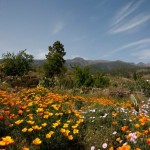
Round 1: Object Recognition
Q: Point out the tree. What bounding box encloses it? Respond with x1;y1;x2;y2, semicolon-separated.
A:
93;73;110;88
73;66;93;87
43;41;66;78
1;50;34;76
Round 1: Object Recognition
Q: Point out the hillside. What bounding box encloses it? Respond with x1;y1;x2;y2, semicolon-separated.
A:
1;57;149;74
64;57;143;71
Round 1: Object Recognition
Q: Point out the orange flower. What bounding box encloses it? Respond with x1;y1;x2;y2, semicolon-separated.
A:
18;110;23;115
68;135;73;140
143;130;148;135
112;121;117;125
22;146;30;150
109;146;114;150
121;126;128;132
147;138;150;145
117;145;131;150
0;115;4;120
135;148;141;150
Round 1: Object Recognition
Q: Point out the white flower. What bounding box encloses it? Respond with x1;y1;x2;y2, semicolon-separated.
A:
113;131;117;135
91;146;95;150
102;143;107;149
89;109;96;112
127;132;137;144
119;140;123;143
123;142;128;146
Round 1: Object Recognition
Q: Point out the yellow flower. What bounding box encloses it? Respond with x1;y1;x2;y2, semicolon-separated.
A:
22;146;30;150
43;115;49;119
27;120;35;125
136;131;141;138
2;136;14;145
22;128;28;132
55;113;59;116
63;123;69;128
64;130;70;136
42;123;47;127
134;124;140;128
28;128;33;132
49;131;54;135
60;128;66;133
112;112;118;117
67;120;71;123
67;110;71;114
49;113;53;116
36;108;43;113
59;112;63;116
52;104;59;110
46;133;51;139
68;135;73;140
32;138;42;145
32;125;42;130
72;125;77;129
15;119;23;125
73;129;79;134
56;120;60;124
0;141;6;146
52;122;59;128
28;102;33;106
116;137;121;142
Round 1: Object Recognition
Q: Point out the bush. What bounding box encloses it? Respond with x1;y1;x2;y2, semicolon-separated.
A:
1;50;33;76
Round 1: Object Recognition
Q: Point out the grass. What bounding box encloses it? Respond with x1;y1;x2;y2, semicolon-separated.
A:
0;86;150;150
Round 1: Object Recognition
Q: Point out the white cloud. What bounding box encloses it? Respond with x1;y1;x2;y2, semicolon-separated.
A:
110;14;150;34
35;51;47;59
111;1;134;26
52;22;64;35
114;38;150;52
131;49;150;59
111;0;144;26
109;0;149;34
101;38;150;58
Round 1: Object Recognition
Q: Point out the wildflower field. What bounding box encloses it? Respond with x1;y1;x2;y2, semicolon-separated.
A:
0;87;150;150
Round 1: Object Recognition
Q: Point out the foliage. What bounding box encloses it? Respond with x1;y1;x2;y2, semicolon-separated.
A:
43;41;66;78
72;66;110;88
0;87;150;149
0;87;84;149
0;50;33;76
56;74;74;89
93;72;110;88
136;79;150;97
38;77;55;88
73;66;93;87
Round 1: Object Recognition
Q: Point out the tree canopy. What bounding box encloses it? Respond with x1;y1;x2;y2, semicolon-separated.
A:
0;50;34;76
43;41;66;78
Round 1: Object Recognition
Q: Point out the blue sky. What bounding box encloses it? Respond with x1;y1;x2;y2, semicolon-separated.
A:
0;0;150;63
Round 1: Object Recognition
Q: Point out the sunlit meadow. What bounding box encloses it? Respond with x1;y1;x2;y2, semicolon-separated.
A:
0;87;150;150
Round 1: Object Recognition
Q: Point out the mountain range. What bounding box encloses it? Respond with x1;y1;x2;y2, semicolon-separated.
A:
33;57;150;75
1;57;149;72
65;57;150;68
